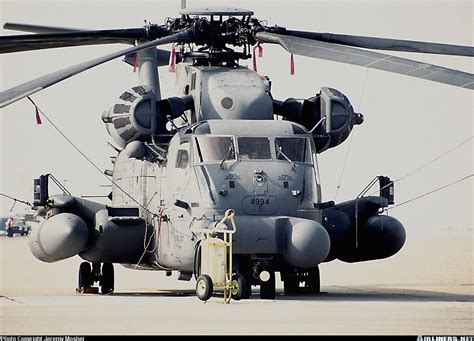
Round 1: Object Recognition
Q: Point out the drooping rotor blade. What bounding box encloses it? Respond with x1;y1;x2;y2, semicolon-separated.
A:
281;30;474;57
256;32;474;90
4;22;83;34
0;30;193;108
0;28;151;54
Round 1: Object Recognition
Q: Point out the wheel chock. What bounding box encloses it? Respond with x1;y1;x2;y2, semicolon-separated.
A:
77;287;99;294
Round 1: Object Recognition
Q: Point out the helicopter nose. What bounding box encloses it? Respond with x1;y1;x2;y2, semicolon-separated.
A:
283;219;330;269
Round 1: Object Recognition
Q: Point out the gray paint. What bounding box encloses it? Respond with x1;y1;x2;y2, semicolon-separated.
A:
29;213;88;263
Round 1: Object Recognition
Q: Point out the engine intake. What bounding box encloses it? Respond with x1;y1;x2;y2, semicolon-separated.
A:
102;87;195;147
101;85;159;148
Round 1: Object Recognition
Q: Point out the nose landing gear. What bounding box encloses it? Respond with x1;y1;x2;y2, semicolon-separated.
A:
259;271;276;299
282;266;320;295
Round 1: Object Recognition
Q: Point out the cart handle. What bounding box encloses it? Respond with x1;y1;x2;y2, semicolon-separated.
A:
190;209;237;235
223;209;236;233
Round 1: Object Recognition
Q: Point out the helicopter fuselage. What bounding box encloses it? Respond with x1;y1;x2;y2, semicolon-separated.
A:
28;60;404;293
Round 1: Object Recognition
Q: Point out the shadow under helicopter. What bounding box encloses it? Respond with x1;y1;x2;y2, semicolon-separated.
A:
109;286;473;303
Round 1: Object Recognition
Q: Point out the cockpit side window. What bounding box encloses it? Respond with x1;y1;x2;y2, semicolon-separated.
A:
275;137;308;163
238;137;272;160
194;136;236;163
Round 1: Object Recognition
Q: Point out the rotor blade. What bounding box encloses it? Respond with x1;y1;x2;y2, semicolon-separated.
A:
0;29;149;54
281;30;474;57
0;30;193;108
256;32;474;90
4;22;83;34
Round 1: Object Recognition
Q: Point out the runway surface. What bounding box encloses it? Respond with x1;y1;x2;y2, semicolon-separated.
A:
1;229;473;335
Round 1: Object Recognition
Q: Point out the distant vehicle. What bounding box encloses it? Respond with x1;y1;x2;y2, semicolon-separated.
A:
5;217;31;237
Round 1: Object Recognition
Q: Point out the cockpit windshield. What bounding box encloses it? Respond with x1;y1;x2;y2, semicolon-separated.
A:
194;136;236;163
275;138;308;163
238;137;272;160
193;135;312;164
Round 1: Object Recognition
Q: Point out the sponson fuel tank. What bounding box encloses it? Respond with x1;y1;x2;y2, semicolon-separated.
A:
29;213;88;263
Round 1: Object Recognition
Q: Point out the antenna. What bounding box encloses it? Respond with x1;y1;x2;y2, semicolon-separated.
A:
181;0;186;9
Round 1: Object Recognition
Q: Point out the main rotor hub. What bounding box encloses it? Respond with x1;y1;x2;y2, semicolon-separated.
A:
160;7;265;65
179;7;254;17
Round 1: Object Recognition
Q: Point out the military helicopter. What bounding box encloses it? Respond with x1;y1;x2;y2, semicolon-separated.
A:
0;4;472;300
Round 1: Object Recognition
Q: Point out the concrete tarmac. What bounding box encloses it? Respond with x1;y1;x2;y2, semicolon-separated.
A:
1;228;473;335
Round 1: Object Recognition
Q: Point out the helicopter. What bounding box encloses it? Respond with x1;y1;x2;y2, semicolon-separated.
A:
0;3;472;300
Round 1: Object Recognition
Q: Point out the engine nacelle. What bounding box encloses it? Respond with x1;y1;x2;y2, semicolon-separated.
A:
101;85;159;148
274;87;364;153
102;87;196;148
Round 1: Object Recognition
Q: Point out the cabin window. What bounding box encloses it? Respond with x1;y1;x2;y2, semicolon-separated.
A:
176;149;189;169
194;136;235;163
191;73;197;90
275;137;308;163
238;137;271;160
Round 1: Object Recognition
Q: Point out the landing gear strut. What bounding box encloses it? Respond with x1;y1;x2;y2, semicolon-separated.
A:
77;262;114;294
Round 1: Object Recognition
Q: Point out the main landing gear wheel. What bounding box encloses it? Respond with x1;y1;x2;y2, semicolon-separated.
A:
77;262;92;292
307;266;320;294
231;274;247;301
259;271;275;300
196;275;213;301
283;278;299;295
242;273;252;299
100;263;114;294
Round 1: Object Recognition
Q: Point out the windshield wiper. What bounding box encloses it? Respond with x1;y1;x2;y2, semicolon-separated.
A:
220;144;234;170
277;146;296;170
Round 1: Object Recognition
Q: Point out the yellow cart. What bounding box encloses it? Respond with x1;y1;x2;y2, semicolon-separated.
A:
192;209;242;303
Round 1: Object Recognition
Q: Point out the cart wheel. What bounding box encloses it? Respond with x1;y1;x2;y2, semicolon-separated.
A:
196;275;213;301
231;274;246;301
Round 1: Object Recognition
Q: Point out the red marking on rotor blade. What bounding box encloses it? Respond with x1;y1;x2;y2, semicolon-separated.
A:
253;46;258;72
133;52;138;73
290;53;295;75
169;46;176;73
35;107;42;125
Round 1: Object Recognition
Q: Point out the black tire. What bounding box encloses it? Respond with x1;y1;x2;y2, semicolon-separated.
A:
100;263;114;294
196;275;213;301
242;273;252;299
260;271;275;300
231;274;247;301
308;266;320;294
283;278;299;295
78;262;92;291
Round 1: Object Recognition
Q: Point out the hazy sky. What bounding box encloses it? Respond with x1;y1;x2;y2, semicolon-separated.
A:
0;0;472;232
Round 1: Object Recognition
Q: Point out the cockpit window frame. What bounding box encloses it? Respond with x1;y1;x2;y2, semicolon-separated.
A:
191;134;314;166
237;136;272;161
192;134;237;165
274;136;312;165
